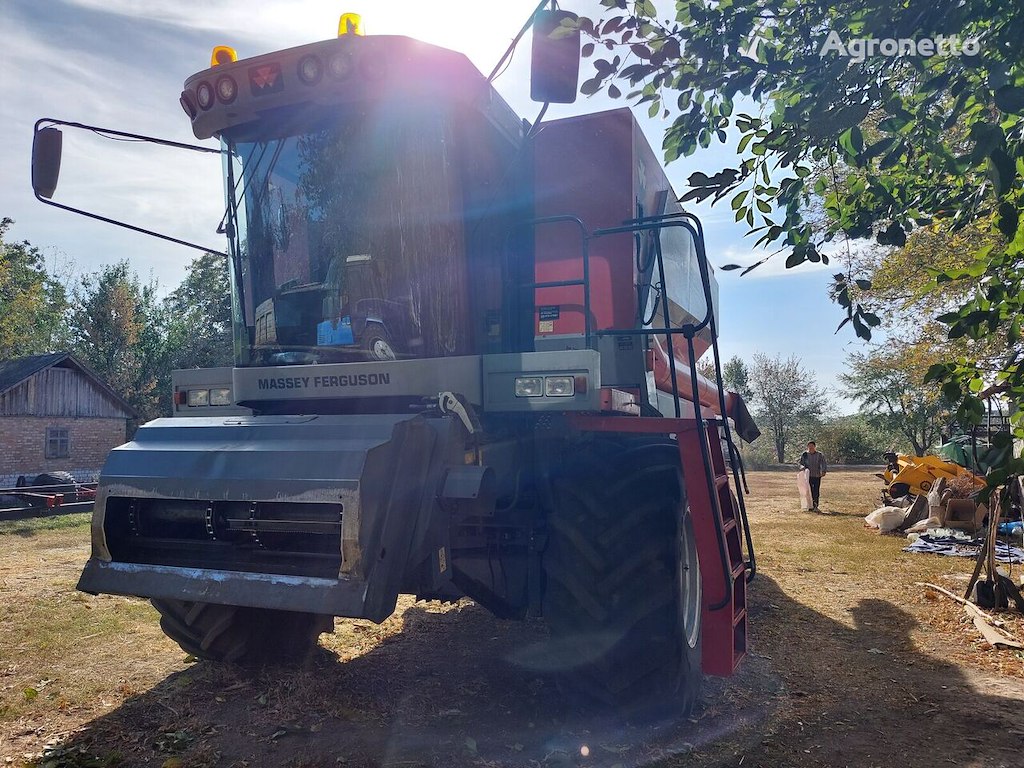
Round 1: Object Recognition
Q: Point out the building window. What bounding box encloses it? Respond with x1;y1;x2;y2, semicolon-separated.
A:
45;427;70;459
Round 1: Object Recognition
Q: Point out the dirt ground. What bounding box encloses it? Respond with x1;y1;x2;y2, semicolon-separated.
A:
2;470;1023;767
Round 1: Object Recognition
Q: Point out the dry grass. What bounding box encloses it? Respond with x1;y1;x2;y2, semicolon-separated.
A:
2;471;1023;768
745;470;1024;677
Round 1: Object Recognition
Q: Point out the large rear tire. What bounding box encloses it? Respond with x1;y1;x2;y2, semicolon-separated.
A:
151;599;332;664
542;437;702;716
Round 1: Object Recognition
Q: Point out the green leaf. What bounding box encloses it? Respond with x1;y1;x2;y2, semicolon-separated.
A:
839;126;864;160
923;364;948;383
1009;316;1022;345
990;150;1016;197
876;222;906;247
864;136;898;160
997;202;1019;239
994;86;1024;115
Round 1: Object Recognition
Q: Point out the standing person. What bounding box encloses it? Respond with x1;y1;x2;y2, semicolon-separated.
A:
799;441;828;511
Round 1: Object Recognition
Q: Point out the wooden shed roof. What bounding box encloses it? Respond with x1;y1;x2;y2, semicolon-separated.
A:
0;353;137;417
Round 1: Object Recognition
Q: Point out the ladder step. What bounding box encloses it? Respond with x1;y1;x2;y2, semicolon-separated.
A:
731;562;747;580
723;518;737;535
715;475;729;489
733;608;746;627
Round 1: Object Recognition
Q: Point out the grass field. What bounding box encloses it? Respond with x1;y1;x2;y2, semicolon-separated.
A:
1;472;1022;767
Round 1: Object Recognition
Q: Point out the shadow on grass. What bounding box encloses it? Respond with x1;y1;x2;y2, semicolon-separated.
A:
33;576;1023;768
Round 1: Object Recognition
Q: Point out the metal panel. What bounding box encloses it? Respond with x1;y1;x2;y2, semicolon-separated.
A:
82;410;466;622
78;560;369;617
482;349;601;412
232;356;483;405
96;414;412;504
532;109;635;339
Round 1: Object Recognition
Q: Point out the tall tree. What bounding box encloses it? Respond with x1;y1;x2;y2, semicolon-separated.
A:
722;355;753;401
163;251;233;371
0;217;68;358
71;262;165;422
749;353;828;461
840;346;951;456
813;413;898;464
584;0;1024;482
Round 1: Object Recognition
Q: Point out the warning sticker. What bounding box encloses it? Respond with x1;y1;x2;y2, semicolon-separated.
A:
539;305;561;321
538;320;554;333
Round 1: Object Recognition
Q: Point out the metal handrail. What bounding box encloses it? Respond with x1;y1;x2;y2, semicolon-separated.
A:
526;211;751;605
595;213;756;583
594;216;734;609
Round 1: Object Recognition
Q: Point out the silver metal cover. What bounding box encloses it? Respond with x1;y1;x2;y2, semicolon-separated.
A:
233;356;483;405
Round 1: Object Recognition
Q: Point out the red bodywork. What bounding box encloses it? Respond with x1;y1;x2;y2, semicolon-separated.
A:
532;108;721;410
535;111;749;677
569;413;748;677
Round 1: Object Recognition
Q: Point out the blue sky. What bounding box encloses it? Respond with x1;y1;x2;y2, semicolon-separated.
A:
2;0;872;412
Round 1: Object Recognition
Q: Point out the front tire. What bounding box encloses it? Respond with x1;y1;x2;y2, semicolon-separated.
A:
151;599;332;664
542;437;702;716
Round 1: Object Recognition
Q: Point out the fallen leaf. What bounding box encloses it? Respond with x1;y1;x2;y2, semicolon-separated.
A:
867;648;885;654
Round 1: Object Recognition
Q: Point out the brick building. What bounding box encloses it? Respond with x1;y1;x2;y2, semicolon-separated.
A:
0;353;136;487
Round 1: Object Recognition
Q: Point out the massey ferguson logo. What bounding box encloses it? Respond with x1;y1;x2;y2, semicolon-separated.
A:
249;64;283;96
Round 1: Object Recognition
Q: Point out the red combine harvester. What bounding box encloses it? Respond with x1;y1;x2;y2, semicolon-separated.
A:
32;10;758;714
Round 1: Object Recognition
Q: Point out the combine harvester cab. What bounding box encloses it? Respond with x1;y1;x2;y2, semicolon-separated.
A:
34;11;758;712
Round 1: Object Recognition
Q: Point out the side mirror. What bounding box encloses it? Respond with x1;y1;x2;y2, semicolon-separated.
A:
530;9;580;104
32;127;63;199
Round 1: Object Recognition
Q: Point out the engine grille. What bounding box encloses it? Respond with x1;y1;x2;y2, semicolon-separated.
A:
104;496;343;579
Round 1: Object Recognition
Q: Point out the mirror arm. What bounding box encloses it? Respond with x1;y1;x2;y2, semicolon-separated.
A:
35;117;223;155
34;195;228;257
32;117;228;256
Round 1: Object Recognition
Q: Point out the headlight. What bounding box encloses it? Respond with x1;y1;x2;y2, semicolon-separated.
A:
215;76;238;104
196;81;215;110
514;377;544;397
544;376;575;397
297;54;323;85
187;389;210;407
210;388;232;406
328;52;354;80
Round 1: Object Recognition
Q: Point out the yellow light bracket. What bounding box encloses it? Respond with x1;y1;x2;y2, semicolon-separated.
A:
211;45;238;67
338;13;364;37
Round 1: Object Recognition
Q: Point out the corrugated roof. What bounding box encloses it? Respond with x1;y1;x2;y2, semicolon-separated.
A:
0;352;137;417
